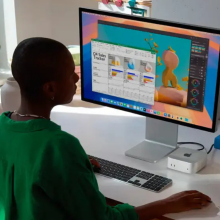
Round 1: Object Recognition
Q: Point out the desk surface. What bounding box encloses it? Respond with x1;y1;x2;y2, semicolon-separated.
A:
1;98;220;219
50;102;220;220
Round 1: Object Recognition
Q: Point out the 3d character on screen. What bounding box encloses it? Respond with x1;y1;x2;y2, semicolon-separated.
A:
162;47;179;88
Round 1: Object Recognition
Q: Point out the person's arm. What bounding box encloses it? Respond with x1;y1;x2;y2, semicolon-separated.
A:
105;198;171;219
106;197;123;206
135;191;212;220
89;159;212;220
105;198;174;220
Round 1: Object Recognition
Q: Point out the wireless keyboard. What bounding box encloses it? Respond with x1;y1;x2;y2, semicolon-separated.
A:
89;155;172;193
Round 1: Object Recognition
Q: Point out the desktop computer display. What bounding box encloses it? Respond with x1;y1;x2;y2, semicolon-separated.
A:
79;8;220;132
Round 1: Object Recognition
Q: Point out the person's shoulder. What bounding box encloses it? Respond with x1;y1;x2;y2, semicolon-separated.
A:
35;130;88;176
46;129;85;155
50;129;80;145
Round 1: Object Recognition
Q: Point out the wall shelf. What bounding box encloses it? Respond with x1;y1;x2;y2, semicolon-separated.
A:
95;0;152;8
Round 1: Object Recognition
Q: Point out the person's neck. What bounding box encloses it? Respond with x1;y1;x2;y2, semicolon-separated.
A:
17;98;53;119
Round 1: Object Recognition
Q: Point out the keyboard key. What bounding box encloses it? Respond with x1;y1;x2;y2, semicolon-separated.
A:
155;187;163;192
128;181;141;186
136;172;154;180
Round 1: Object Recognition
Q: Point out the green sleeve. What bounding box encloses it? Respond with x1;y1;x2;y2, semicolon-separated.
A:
36;132;139;220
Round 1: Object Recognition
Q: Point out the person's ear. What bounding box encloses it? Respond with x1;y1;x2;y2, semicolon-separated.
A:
42;81;57;101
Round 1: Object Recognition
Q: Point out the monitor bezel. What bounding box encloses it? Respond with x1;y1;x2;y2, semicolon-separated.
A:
79;7;220;133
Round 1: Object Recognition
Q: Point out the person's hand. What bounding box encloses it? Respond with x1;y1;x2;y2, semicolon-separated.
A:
164;190;212;213
135;190;211;220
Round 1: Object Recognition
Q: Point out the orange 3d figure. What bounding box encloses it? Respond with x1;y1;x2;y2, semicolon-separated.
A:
162;46;179;88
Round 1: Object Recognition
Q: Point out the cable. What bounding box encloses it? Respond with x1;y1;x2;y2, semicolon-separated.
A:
207;144;214;154
178;142;215;155
178;142;205;151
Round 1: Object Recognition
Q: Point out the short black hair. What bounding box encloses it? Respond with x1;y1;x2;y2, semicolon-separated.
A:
12;37;70;99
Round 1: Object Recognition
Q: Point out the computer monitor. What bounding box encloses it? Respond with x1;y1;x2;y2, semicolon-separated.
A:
79;8;220;163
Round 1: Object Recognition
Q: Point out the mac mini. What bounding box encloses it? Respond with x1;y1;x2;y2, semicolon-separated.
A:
167;148;207;174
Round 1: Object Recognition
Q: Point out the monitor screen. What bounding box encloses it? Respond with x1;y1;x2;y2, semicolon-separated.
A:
80;8;220;132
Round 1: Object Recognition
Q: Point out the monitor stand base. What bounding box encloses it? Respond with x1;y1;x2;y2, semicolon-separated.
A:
125;117;178;163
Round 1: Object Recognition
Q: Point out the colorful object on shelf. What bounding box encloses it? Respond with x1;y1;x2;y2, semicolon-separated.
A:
127;0;146;17
115;0;123;7
128;0;136;7
102;0;110;4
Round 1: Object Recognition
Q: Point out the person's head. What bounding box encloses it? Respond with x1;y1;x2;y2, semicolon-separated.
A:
11;37;79;106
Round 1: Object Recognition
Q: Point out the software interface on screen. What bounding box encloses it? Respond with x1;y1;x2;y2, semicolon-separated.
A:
81;11;220;129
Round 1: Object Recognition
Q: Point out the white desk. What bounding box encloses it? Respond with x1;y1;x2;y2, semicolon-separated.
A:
50;101;220;220
1;98;220;219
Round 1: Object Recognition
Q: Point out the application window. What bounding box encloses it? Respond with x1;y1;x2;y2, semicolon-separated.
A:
91;39;157;105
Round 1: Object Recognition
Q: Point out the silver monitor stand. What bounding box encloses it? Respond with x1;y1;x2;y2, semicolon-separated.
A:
125;117;178;163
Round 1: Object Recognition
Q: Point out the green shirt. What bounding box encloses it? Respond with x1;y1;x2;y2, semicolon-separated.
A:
0;112;138;220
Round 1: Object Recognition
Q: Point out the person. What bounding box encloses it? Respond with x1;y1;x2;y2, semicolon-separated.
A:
0;38;212;220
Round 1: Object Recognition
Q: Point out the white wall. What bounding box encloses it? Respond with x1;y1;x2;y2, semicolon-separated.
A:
14;0;220;47
152;0;220;29
0;0;8;70
3;0;17;62
14;0;97;46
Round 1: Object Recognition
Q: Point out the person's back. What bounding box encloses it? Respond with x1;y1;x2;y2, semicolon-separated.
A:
0;115;84;219
0;158;17;220
0;37;212;220
0;112;139;220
